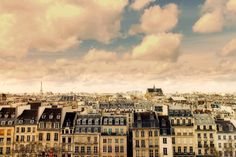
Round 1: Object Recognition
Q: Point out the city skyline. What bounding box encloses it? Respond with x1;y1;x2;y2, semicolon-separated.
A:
1;0;236;93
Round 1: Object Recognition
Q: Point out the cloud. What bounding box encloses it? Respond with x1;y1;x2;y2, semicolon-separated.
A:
130;0;151;11
227;0;236;12
129;3;179;35
0;0;128;57
220;38;236;56
83;49;118;62
193;11;224;33
132;33;182;61
193;0;236;33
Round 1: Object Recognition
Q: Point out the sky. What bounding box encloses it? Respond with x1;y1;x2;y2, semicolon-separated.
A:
1;0;236;93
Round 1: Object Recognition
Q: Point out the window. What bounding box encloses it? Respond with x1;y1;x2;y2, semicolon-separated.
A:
190;146;193;153
203;125;206;130
88;119;92;125
178;146;181;153
141;131;145;137
27;127;31;132
87;146;91;154
209;125;212;130
81;146;85;153
149;131;153;137
120;139;124;144
103;146;107;152
39;133;43;141
136;140;139;147
197;125;200;130
115;146;119;152
75;146;79;153
115;118;119;125
182;119;185;124
149;150;153;157
16;127;19;133
120;146;124;153
163;138;167;144
155;149;158;157
27;135;30;142
6;147;10;154
141;140;145;147
198;133;201;138
109;118;113;125
154;130;158;136
135;130;139;137
0;147;3;154
184;146;187;153
94;146;98;153
103;139;107;143
21;127;25;133
108;146;112;153
68;137;71;143
163;148;167;155
46;133;50;141
218;135;221;140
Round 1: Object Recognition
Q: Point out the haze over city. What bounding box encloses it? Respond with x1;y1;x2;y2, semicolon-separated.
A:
1;0;236;93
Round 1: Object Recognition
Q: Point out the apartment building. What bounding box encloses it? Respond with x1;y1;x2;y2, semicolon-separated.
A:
0;107;15;157
158;115;173;157
74;114;101;157
100;115;128;157
194;114;217;157
169;108;195;156
132;112;160;157
38;107;62;156
215;119;236;157
14;109;38;157
62;112;76;157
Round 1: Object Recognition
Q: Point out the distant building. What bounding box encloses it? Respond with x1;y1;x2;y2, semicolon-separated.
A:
145;86;164;99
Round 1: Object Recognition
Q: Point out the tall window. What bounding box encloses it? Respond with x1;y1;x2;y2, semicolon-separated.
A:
149;131;153;137
149;150;153;157
163;148;168;155
54;133;58;141
46;133;50;141
39;133;43;141
141;131;145;137
163;138;167;144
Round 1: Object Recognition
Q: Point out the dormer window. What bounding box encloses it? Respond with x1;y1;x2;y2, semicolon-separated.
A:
94;127;98;132
56;114;61;119
82;119;87;125
30;120;34;124
49;114;53;119
88;119;93;125
18;120;23;124
1;121;5;125
162;119;166;127
8;121;12;125
115;118;119;125
4;114;9;118
87;128;91;133
77;118;81;125
42;114;46;119
104;118;108;125
11;114;15;118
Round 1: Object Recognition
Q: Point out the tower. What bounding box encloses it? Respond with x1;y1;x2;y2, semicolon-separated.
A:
40;81;43;95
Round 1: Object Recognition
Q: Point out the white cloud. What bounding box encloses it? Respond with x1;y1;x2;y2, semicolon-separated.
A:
193;11;224;33
193;0;236;33
227;0;236;12
83;49;118;62
221;38;236;56
132;33;182;61
130;0;151;10
129;3;179;35
0;0;128;57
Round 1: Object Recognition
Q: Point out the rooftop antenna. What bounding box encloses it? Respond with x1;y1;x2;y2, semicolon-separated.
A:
40;81;43;95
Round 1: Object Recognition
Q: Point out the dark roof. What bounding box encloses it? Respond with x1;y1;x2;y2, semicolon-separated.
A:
62;112;76;128
158;115;171;135
133;112;159;128
16;109;38;125
215;119;236;133
147;88;163;93
39;108;62;122
169;109;192;117
0;107;16;119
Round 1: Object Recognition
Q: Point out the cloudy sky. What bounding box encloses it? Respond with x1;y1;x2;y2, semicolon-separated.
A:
1;0;236;93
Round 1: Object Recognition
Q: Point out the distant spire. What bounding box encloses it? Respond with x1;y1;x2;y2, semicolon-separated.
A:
40;82;43;94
